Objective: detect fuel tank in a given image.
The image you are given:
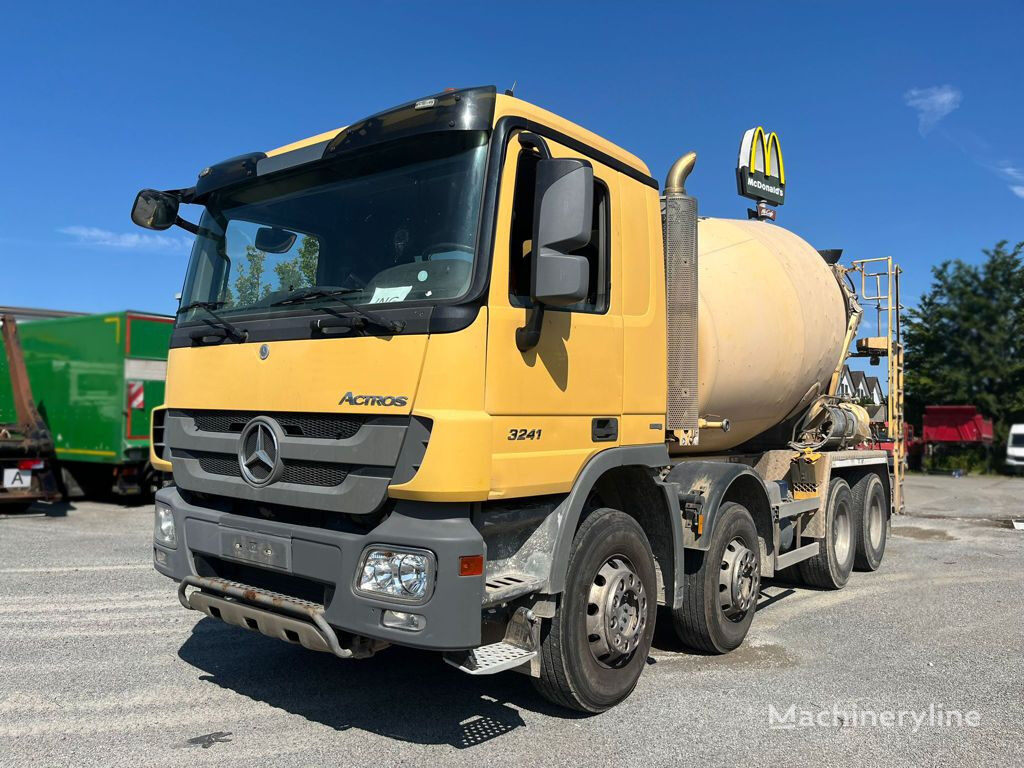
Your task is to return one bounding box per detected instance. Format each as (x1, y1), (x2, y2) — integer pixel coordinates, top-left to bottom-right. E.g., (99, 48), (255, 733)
(676, 218), (849, 453)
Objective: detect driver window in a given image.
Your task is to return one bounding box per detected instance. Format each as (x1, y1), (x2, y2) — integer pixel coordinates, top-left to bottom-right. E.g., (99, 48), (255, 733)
(508, 147), (610, 313)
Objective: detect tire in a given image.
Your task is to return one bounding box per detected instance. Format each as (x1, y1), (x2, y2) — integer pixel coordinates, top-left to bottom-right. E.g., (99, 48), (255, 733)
(852, 472), (887, 571)
(533, 508), (658, 713)
(672, 502), (760, 654)
(798, 477), (856, 589)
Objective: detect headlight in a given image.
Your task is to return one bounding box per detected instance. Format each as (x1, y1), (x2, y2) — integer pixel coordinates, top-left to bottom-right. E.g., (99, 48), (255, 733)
(154, 504), (176, 548)
(355, 546), (435, 603)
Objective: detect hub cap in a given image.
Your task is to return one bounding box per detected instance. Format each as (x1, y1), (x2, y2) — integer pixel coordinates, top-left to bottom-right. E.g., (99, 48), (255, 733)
(833, 500), (852, 563)
(586, 556), (647, 667)
(867, 492), (885, 550)
(719, 537), (759, 621)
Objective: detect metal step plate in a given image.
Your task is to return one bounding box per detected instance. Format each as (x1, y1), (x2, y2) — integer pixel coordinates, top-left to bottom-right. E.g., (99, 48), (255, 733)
(445, 642), (537, 675)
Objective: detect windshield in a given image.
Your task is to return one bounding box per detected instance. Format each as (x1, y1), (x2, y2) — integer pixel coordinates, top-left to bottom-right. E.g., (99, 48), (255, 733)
(177, 131), (489, 325)
(1011, 433), (1024, 447)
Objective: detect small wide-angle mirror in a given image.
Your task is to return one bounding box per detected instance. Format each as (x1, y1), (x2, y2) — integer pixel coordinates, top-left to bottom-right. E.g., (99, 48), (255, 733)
(254, 226), (298, 254)
(130, 189), (179, 231)
(531, 157), (593, 306)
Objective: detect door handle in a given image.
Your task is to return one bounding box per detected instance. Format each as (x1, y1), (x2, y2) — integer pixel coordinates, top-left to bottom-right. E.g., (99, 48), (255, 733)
(592, 418), (618, 442)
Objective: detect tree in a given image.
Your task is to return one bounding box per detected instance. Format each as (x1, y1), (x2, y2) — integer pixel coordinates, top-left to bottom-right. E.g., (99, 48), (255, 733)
(233, 245), (270, 305)
(904, 240), (1024, 468)
(272, 236), (319, 293)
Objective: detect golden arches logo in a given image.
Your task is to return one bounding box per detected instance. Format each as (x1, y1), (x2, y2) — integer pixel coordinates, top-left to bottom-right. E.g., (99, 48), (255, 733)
(747, 127), (785, 184)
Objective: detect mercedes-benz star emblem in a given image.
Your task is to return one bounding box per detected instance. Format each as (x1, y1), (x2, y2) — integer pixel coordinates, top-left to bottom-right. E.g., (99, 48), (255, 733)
(238, 417), (283, 487)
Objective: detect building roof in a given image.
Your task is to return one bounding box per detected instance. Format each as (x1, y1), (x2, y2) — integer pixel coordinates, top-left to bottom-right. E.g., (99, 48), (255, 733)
(849, 370), (868, 390)
(865, 375), (883, 394)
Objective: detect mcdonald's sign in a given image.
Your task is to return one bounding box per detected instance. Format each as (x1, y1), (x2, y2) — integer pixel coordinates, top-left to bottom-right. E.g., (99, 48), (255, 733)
(736, 126), (785, 206)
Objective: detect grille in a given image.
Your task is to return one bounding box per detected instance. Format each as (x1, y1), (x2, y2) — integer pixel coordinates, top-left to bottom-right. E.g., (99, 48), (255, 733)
(187, 410), (365, 440)
(197, 452), (242, 478)
(182, 450), (348, 487)
(281, 461), (348, 487)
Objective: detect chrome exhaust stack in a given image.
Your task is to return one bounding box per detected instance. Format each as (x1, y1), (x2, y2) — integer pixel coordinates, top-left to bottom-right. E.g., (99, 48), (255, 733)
(662, 152), (699, 445)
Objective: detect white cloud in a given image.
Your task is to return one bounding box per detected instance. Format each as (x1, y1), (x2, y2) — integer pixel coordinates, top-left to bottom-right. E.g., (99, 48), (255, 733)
(903, 85), (962, 135)
(987, 163), (1024, 199)
(994, 162), (1024, 183)
(58, 226), (192, 252)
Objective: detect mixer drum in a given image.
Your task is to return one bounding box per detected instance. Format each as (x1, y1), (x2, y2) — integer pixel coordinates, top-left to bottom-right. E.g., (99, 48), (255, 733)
(673, 218), (849, 453)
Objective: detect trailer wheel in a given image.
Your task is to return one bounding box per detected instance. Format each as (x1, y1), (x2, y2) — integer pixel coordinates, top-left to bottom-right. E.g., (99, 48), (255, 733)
(672, 502), (760, 654)
(533, 508), (657, 713)
(852, 472), (887, 571)
(798, 477), (855, 589)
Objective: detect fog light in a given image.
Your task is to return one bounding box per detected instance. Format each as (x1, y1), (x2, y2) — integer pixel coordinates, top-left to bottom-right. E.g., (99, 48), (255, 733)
(154, 504), (176, 548)
(356, 546), (435, 603)
(381, 610), (426, 631)
(154, 548), (168, 565)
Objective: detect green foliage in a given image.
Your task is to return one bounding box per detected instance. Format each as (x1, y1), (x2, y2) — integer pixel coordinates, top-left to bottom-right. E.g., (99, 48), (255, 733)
(273, 236), (319, 293)
(923, 445), (991, 475)
(233, 245), (270, 305)
(904, 240), (1024, 471)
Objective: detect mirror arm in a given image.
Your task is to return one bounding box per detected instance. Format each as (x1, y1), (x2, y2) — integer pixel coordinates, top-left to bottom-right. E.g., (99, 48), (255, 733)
(514, 131), (552, 352)
(517, 132), (551, 159)
(174, 216), (199, 235)
(515, 304), (545, 352)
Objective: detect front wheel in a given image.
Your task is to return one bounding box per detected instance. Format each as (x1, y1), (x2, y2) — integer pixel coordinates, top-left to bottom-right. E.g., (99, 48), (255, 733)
(533, 508), (658, 713)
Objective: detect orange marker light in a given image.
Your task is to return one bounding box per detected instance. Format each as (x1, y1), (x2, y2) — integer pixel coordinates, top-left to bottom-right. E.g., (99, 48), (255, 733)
(459, 555), (484, 576)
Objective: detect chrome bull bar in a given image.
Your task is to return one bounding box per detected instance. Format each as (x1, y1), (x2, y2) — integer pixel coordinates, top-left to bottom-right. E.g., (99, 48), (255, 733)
(178, 575), (385, 659)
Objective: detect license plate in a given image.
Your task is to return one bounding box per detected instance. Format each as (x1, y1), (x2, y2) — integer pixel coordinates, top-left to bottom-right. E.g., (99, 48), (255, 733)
(2, 469), (31, 489)
(220, 527), (291, 571)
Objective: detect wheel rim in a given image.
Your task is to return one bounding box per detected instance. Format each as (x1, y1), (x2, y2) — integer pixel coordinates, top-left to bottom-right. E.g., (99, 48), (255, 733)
(719, 537), (759, 621)
(867, 491), (885, 550)
(833, 499), (852, 563)
(586, 555), (647, 667)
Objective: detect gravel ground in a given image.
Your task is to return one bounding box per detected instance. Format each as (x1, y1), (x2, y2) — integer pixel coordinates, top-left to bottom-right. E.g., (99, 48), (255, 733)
(1, 474), (1022, 767)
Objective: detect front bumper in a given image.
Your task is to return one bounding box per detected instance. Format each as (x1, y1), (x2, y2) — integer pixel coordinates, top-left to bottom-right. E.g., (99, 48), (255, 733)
(153, 485), (485, 650)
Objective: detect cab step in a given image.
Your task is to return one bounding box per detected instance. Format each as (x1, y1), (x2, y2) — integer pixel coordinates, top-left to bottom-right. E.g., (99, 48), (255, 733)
(482, 573), (544, 607)
(445, 642), (537, 675)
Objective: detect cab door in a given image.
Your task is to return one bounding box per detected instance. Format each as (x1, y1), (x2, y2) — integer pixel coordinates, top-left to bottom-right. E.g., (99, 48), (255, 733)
(485, 131), (623, 498)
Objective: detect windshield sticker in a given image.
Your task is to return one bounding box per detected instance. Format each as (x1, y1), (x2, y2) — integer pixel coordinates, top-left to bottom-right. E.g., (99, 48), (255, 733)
(369, 285), (413, 304)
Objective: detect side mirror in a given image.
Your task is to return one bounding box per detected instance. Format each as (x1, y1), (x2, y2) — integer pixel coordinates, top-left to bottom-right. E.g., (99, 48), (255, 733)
(531, 158), (593, 306)
(131, 189), (179, 231)
(254, 226), (297, 254)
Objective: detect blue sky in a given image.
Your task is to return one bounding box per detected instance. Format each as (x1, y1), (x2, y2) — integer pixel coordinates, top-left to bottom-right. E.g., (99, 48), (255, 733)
(2, 1), (1022, 326)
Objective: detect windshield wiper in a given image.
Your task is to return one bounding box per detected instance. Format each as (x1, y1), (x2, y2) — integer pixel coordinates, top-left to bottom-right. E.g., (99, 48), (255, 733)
(271, 288), (405, 333)
(271, 287), (362, 306)
(178, 301), (247, 342)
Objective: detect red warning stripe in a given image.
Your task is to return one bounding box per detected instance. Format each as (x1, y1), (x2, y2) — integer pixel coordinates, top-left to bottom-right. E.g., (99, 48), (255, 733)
(128, 380), (145, 410)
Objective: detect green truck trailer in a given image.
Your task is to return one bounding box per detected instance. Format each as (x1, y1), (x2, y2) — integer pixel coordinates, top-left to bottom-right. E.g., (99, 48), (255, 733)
(0, 310), (173, 497)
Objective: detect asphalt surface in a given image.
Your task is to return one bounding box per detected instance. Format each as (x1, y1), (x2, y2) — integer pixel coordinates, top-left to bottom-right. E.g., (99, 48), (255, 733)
(1, 474), (1022, 767)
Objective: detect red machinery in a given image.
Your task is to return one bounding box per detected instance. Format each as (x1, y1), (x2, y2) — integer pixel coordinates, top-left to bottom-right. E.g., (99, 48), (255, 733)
(919, 405), (994, 445)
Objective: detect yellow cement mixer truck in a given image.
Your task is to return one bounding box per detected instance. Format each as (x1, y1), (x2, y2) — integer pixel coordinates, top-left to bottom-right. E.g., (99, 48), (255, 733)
(133, 86), (904, 712)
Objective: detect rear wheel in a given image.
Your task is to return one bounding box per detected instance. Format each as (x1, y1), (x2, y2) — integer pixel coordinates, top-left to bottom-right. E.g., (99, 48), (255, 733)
(799, 477), (855, 589)
(533, 508), (657, 713)
(672, 502), (761, 654)
(852, 472), (887, 571)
